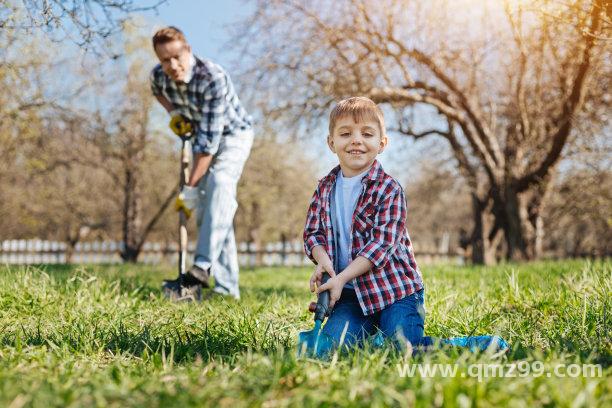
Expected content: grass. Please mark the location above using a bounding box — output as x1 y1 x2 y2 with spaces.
0 260 610 407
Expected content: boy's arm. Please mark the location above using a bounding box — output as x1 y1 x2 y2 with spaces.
355 184 407 269
303 184 327 264
317 256 372 308
335 256 373 283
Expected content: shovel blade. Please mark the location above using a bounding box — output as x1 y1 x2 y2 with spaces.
297 320 335 357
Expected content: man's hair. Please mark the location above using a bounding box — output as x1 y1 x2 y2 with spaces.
328 96 386 136
152 26 188 50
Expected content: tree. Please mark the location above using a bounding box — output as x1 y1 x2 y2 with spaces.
234 0 610 263
1 0 165 51
8 18 180 262
235 134 318 259
403 158 472 256
543 149 611 258
73 20 179 262
0 16 64 239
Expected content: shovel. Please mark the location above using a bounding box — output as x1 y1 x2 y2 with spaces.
297 272 335 357
162 134 201 302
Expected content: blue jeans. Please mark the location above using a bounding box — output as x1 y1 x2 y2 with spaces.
321 288 438 349
193 128 253 299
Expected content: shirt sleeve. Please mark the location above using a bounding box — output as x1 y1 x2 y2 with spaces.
192 72 227 155
356 184 406 269
303 183 327 264
150 66 163 96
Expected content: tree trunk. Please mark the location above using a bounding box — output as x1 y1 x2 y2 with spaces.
470 194 498 265
121 161 142 263
499 179 552 262
503 186 530 261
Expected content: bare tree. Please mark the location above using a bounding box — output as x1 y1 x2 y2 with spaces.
12 19 180 262
84 21 178 262
235 133 318 259
403 158 472 256
234 0 610 263
1 0 165 51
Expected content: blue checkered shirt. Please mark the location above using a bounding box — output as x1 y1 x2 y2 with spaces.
150 56 252 155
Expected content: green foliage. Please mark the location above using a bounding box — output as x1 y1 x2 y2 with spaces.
0 260 609 406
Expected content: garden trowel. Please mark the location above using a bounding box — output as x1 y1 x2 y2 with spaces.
297 272 335 357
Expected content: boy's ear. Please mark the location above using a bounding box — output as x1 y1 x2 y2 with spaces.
378 134 388 153
327 134 336 153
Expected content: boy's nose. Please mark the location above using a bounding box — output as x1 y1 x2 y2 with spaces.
351 134 363 143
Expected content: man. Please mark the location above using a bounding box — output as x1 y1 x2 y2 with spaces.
150 26 253 299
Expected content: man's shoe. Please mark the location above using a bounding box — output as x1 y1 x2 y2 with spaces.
162 278 202 302
185 265 210 288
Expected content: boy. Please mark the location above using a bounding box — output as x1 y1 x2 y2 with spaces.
303 96 431 348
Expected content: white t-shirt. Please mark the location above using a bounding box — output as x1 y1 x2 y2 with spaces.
334 168 369 289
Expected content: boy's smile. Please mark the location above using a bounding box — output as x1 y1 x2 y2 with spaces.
328 116 388 177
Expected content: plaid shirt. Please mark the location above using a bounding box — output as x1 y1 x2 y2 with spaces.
303 160 424 316
150 56 252 155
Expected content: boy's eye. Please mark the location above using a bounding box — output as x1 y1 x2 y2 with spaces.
340 133 350 137
363 132 373 137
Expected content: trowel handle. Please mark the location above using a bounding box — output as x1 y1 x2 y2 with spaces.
313 272 331 322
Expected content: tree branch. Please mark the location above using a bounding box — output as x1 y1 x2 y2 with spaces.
517 0 604 192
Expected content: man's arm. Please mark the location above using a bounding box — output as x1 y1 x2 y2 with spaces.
192 72 227 156
188 153 213 187
155 94 174 113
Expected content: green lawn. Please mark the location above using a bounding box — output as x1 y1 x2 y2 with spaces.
0 260 610 407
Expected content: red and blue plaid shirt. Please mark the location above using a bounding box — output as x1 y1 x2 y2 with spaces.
303 160 424 316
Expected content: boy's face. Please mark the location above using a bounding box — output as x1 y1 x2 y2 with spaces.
154 40 192 82
327 115 388 177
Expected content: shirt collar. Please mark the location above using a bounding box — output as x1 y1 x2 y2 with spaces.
182 53 196 83
324 160 384 186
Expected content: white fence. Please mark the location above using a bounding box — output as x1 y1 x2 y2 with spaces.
0 239 462 267
0 239 310 267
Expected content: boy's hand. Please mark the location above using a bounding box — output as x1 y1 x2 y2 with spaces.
309 262 335 293
317 274 344 310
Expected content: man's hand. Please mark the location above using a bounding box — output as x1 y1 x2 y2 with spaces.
174 186 200 218
169 111 193 136
317 274 345 310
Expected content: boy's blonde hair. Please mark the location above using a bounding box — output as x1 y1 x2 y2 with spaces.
328 96 386 136
152 26 188 50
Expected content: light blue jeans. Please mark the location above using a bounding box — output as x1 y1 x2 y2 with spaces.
194 128 253 299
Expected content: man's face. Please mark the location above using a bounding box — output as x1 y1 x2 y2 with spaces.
327 115 387 177
154 40 192 82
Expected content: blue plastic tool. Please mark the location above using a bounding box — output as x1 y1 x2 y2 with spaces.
297 272 335 357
